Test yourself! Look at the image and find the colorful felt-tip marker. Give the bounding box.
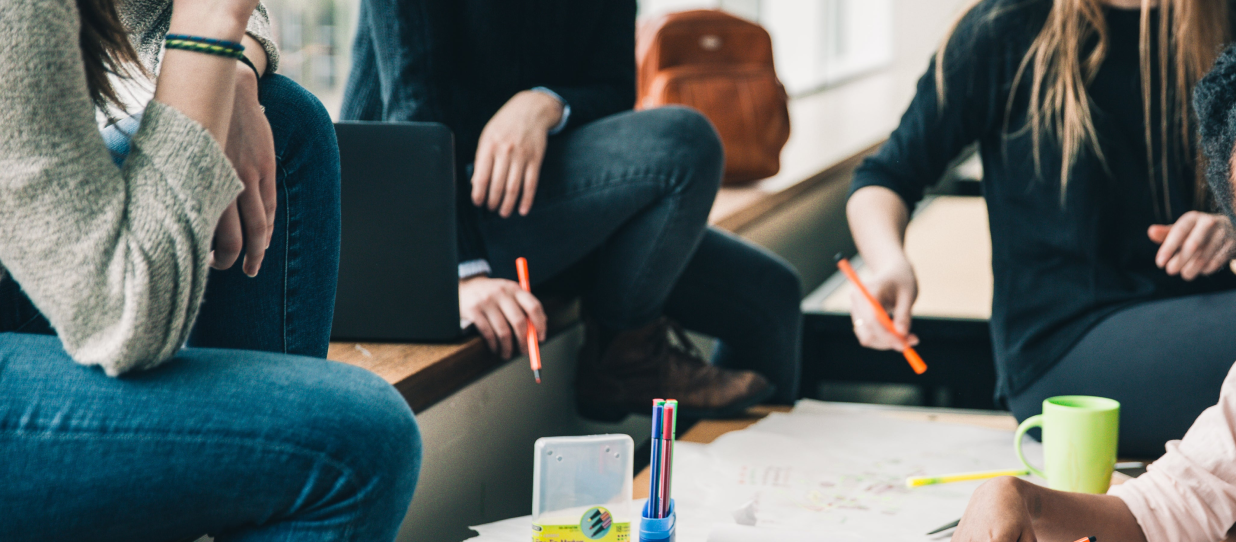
[836,256,927,374]
[907,468,1032,488]
[649,399,664,517]
[660,401,675,518]
[515,257,542,383]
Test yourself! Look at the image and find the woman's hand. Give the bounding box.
[845,186,919,352]
[459,275,548,359]
[953,477,1039,542]
[953,477,1147,542]
[157,2,256,142]
[850,258,920,351]
[1148,211,1235,281]
[211,61,275,276]
[471,91,564,218]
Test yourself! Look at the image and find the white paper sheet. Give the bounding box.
[467,401,1043,542]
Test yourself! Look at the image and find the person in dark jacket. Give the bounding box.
[846,0,1236,457]
[341,0,803,418]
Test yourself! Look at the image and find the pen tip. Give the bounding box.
[533,369,542,384]
[833,252,844,263]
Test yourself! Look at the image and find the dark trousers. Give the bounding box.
[1008,289,1236,458]
[479,107,803,404]
[8,74,342,358]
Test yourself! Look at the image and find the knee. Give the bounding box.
[259,74,339,165]
[641,107,724,190]
[311,366,422,502]
[753,250,802,314]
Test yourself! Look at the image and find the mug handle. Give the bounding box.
[1015,415,1048,480]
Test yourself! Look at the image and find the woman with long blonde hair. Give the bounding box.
[847,0,1236,457]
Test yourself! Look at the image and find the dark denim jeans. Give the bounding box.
[190,74,342,358]
[96,74,342,358]
[481,107,803,403]
[0,76,416,540]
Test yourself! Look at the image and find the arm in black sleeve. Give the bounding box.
[354,0,455,123]
[850,3,1007,208]
[542,0,637,129]
[352,0,489,263]
[456,165,488,263]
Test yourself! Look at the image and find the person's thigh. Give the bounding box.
[662,228,804,404]
[481,106,721,282]
[0,333,419,542]
[482,107,722,327]
[1008,289,1236,458]
[189,74,342,358]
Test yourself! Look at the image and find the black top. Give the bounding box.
[341,0,637,263]
[851,0,1236,398]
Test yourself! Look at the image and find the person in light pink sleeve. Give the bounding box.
[953,362,1236,542]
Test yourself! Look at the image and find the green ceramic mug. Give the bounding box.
[1014,395,1120,494]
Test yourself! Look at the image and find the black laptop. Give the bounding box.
[330,121,463,342]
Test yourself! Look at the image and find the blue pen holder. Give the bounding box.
[639,499,676,542]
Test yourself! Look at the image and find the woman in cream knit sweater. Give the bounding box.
[0,0,418,539]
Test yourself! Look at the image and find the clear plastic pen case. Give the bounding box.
[532,435,634,542]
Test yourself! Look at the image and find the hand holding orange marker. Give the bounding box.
[515,257,543,383]
[835,256,927,375]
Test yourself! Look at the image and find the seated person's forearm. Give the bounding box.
[1022,481,1146,542]
[153,9,252,142]
[847,186,911,269]
[240,34,268,77]
[961,478,1147,542]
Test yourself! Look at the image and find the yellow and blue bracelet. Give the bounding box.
[164,34,245,60]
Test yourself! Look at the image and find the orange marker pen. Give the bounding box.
[836,257,927,375]
[516,257,542,383]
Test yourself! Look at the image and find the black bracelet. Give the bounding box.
[238,54,262,81]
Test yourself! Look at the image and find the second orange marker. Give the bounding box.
[836,257,927,375]
[515,257,543,383]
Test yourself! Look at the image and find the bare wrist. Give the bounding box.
[1006,478,1043,521]
[524,90,564,131]
[460,274,489,285]
[235,62,259,86]
[865,250,912,276]
[168,11,249,43]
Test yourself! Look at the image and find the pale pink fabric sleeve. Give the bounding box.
[1109,364,1236,542]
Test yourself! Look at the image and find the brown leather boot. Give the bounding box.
[576,317,775,420]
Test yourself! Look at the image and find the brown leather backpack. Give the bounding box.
[637,10,791,185]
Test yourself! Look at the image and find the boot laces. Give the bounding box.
[656,318,705,364]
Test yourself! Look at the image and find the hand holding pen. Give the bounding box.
[837,256,926,374]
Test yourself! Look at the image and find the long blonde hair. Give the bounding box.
[938,0,1229,216]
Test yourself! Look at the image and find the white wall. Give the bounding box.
[890,0,976,80]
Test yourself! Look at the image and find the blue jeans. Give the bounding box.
[0,333,420,541]
[0,76,416,540]
[481,107,803,404]
[101,74,342,358]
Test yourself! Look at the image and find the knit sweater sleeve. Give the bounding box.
[0,0,243,375]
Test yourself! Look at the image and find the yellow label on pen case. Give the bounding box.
[532,506,629,542]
